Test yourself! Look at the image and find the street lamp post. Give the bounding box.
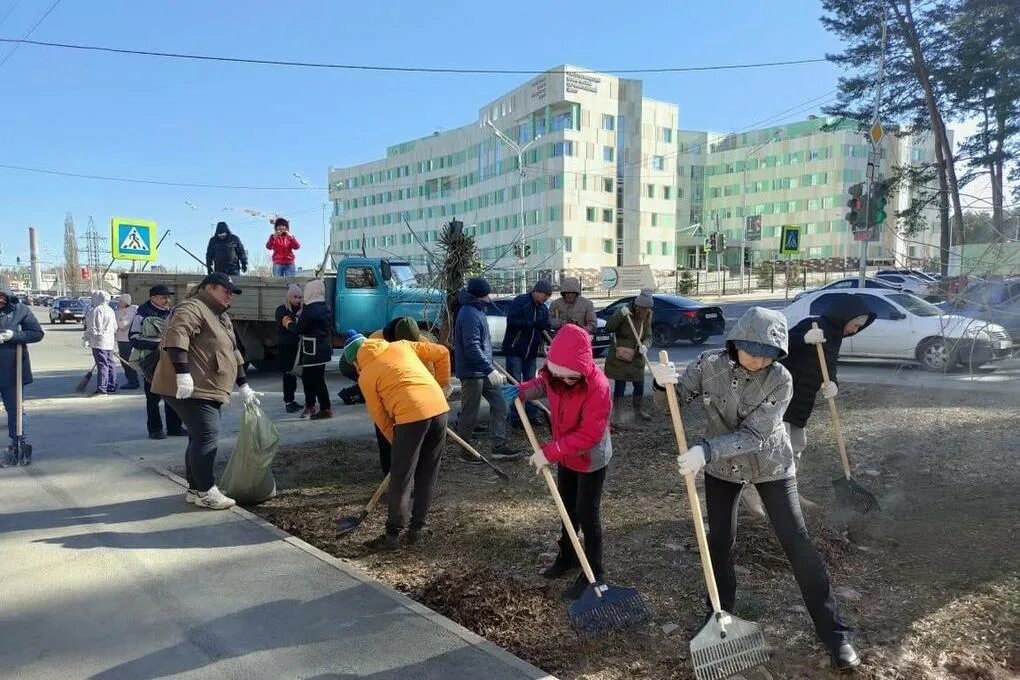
[486,119,540,293]
[294,172,330,264]
[741,132,782,293]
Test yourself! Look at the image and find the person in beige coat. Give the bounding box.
[549,277,596,333]
[152,273,262,510]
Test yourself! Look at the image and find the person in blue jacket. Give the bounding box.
[504,279,552,427]
[452,277,519,460]
[0,289,43,465]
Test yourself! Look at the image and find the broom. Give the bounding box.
[658,351,769,679]
[515,398,651,639]
[811,322,880,515]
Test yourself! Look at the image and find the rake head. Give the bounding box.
[335,511,368,537]
[568,582,651,639]
[832,476,880,514]
[690,611,770,680]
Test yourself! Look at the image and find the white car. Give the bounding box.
[484,299,612,357]
[874,272,933,297]
[784,289,1013,371]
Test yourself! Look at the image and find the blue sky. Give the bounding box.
[0,0,846,271]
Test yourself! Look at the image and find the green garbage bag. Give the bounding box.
[220,401,279,504]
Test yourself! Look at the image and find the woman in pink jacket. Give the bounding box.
[503,323,613,601]
[266,217,300,277]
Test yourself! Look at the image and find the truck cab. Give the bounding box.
[334,258,443,335]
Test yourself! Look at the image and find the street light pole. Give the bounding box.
[486,119,539,293]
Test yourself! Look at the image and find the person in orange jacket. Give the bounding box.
[344,334,453,552]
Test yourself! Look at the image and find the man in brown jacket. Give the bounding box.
[153,273,263,510]
[549,277,596,333]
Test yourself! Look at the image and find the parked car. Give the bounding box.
[879,268,940,283]
[874,272,934,297]
[484,299,613,357]
[938,278,1020,343]
[596,294,726,347]
[48,298,87,324]
[784,289,1013,371]
[792,277,901,303]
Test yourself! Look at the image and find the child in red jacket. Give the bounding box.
[503,324,613,601]
[266,217,300,276]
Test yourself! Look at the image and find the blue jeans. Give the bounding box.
[273,263,297,277]
[506,355,539,424]
[1,384,19,441]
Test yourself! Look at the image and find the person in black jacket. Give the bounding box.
[283,279,332,419]
[205,222,248,275]
[0,288,44,464]
[275,284,303,413]
[504,279,552,427]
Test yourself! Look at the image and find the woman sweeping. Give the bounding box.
[603,288,653,428]
[283,279,332,420]
[651,307,860,671]
[502,324,613,601]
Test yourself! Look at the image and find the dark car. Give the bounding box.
[48,298,86,324]
[596,294,725,347]
[938,278,1020,343]
[485,299,613,357]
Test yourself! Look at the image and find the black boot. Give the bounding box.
[831,642,861,672]
[561,573,595,601]
[363,532,401,553]
[541,553,579,579]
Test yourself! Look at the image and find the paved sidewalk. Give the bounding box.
[0,365,551,679]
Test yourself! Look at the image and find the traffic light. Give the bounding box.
[846,182,865,229]
[705,233,718,252]
[717,233,726,251]
[869,180,889,227]
[523,243,531,257]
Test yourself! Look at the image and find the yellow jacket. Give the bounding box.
[369,329,438,377]
[356,339,451,443]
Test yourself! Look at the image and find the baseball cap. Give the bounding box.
[200,272,243,294]
[149,285,174,297]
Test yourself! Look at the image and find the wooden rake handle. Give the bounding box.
[658,350,723,615]
[363,473,390,516]
[811,322,853,480]
[446,428,509,480]
[514,398,599,589]
[493,363,552,417]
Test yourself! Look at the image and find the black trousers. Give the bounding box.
[145,379,182,435]
[705,473,852,648]
[385,413,447,536]
[165,397,222,492]
[279,344,298,403]
[375,425,391,476]
[301,364,331,409]
[117,341,139,387]
[556,465,607,579]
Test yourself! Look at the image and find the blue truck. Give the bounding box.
[120,258,443,369]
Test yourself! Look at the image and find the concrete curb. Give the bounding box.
[125,447,557,680]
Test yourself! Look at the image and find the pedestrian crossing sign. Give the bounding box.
[111,218,158,261]
[779,224,801,255]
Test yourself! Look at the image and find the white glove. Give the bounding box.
[442,383,454,398]
[804,327,826,344]
[0,329,13,343]
[677,445,707,476]
[239,384,263,405]
[638,344,648,357]
[650,361,679,385]
[619,306,631,317]
[528,448,550,474]
[486,369,505,387]
[80,337,91,350]
[821,381,838,400]
[175,373,195,399]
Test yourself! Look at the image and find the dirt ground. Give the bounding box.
[249,384,1020,680]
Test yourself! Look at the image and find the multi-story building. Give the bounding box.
[328,66,945,285]
[328,65,683,284]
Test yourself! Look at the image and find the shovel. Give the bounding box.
[659,351,769,679]
[515,398,650,639]
[5,349,33,466]
[811,322,880,515]
[446,428,509,480]
[336,473,390,536]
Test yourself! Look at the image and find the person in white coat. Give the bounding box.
[115,293,140,389]
[83,290,118,395]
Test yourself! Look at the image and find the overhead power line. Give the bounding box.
[0,38,827,74]
[0,163,323,190]
[0,0,61,69]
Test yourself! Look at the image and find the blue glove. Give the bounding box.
[501,384,519,405]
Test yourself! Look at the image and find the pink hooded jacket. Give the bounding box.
[518,324,613,473]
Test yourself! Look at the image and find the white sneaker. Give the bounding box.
[194,485,236,510]
[185,489,199,504]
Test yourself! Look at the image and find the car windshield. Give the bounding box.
[388,264,418,287]
[888,293,942,317]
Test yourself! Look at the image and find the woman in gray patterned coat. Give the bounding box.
[652,307,860,672]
